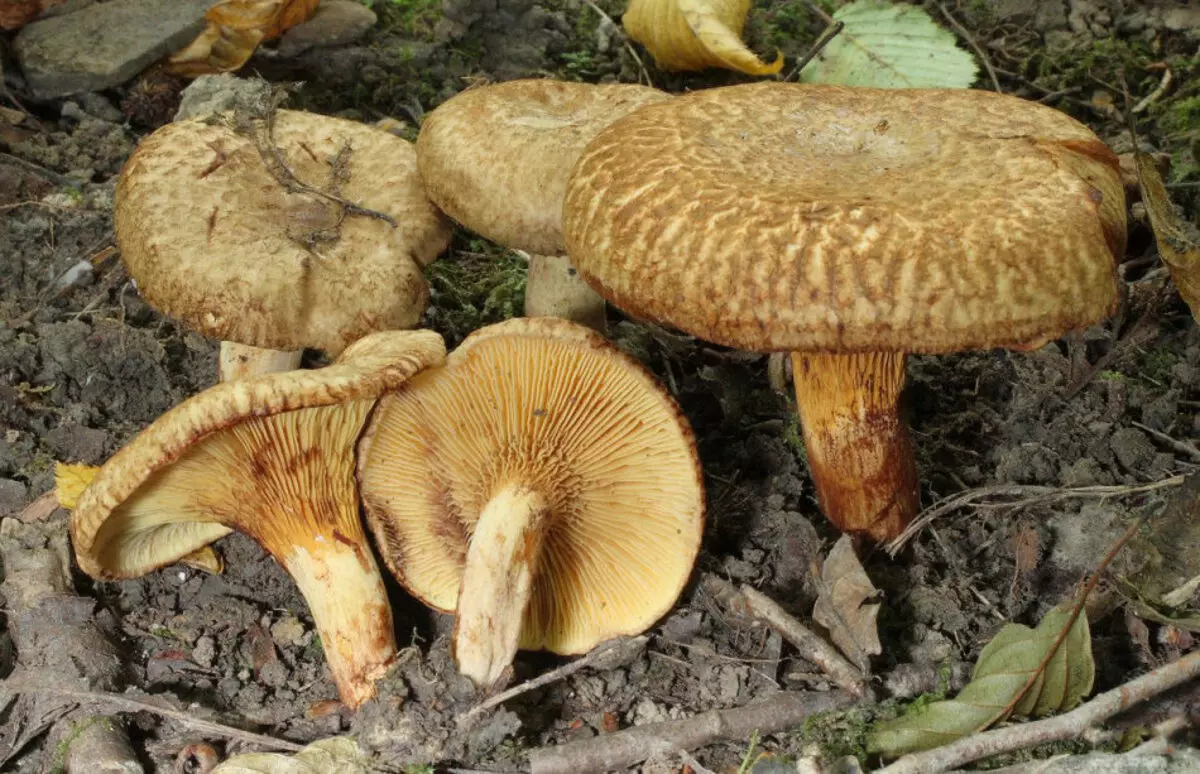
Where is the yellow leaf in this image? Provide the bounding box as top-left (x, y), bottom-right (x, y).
top-left (180, 546), bottom-right (225, 575)
top-left (1137, 152), bottom-right (1200, 323)
top-left (623, 0), bottom-right (782, 75)
top-left (54, 462), bottom-right (99, 510)
top-left (166, 0), bottom-right (320, 77)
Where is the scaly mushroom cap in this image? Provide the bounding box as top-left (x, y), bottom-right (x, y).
top-left (116, 110), bottom-right (453, 356)
top-left (358, 317), bottom-right (704, 656)
top-left (415, 79), bottom-right (670, 254)
top-left (69, 329), bottom-right (445, 707)
top-left (563, 82), bottom-right (1126, 354)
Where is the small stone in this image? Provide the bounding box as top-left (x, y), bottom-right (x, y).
top-left (270, 615), bottom-right (306, 648)
top-left (174, 73), bottom-right (274, 121)
top-left (628, 697), bottom-right (669, 726)
top-left (277, 0), bottom-right (377, 58)
top-left (192, 635), bottom-right (215, 668)
top-left (14, 0), bottom-right (214, 99)
top-left (0, 479), bottom-right (28, 518)
top-left (259, 658), bottom-right (288, 689)
top-left (1110, 427), bottom-right (1155, 471)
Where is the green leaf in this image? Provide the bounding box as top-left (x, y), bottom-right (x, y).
top-left (799, 0), bottom-right (979, 89)
top-left (211, 738), bottom-right (369, 774)
top-left (867, 600), bottom-right (1094, 758)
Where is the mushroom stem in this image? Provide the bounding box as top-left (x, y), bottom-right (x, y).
top-left (454, 483), bottom-right (549, 688)
top-left (280, 538), bottom-right (397, 708)
top-left (524, 253), bottom-right (607, 333)
top-left (219, 342), bottom-right (303, 382)
top-left (790, 351), bottom-right (919, 542)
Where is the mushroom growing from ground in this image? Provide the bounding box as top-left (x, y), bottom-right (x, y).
top-left (70, 329), bottom-right (446, 708)
top-left (115, 109), bottom-right (453, 381)
top-left (563, 82), bottom-right (1126, 542)
top-left (357, 317), bottom-right (704, 688)
top-left (414, 79), bottom-right (670, 332)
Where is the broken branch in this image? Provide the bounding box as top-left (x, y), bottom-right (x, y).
top-left (877, 649), bottom-right (1200, 774)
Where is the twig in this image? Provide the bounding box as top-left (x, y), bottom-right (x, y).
top-left (527, 690), bottom-right (854, 774)
top-left (0, 152), bottom-right (82, 190)
top-left (580, 0), bottom-right (653, 86)
top-left (0, 685), bottom-right (304, 753)
top-left (785, 21), bottom-right (844, 81)
top-left (877, 649), bottom-right (1200, 774)
top-left (1132, 67), bottom-right (1172, 114)
top-left (1131, 422), bottom-right (1200, 463)
top-left (738, 585), bottom-right (873, 701)
top-left (934, 2), bottom-right (1002, 92)
top-left (887, 476), bottom-right (1185, 556)
top-left (461, 636), bottom-right (647, 722)
top-left (802, 0), bottom-right (836, 25)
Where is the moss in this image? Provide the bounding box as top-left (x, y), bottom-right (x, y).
top-left (795, 706), bottom-right (874, 763)
top-left (423, 235), bottom-right (527, 346)
top-left (370, 0), bottom-right (443, 40)
top-left (403, 766), bottom-right (435, 774)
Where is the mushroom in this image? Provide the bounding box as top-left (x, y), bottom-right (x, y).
top-left (115, 109), bottom-right (453, 381)
top-left (414, 79), bottom-right (670, 332)
top-left (69, 329), bottom-right (446, 707)
top-left (563, 82), bottom-right (1126, 542)
top-left (357, 317), bottom-right (704, 688)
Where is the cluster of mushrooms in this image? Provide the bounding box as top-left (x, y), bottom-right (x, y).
top-left (69, 77), bottom-right (1126, 709)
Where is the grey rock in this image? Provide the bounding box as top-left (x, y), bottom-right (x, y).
top-left (1110, 427), bottom-right (1155, 471)
top-left (175, 73), bottom-right (274, 121)
top-left (14, 0), bottom-right (213, 99)
top-left (277, 0), bottom-right (377, 58)
top-left (0, 478), bottom-right (28, 519)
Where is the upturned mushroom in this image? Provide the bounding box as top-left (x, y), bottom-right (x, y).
top-left (115, 109), bottom-right (453, 381)
top-left (70, 329), bottom-right (446, 708)
top-left (357, 317), bottom-right (704, 688)
top-left (414, 79), bottom-right (670, 332)
top-left (563, 82), bottom-right (1126, 542)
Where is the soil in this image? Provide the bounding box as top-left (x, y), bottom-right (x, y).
top-left (2, 0), bottom-right (1200, 772)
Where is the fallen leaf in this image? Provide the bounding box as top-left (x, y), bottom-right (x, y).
top-left (1137, 151), bottom-right (1200, 323)
top-left (180, 545), bottom-right (225, 574)
top-left (54, 462), bottom-right (99, 509)
top-left (0, 0), bottom-right (67, 31)
top-left (211, 736), bottom-right (368, 773)
top-left (800, 0), bottom-right (978, 89)
top-left (811, 535), bottom-right (882, 673)
top-left (623, 0), bottom-right (782, 76)
top-left (167, 0), bottom-right (321, 77)
top-left (868, 599), bottom-right (1095, 758)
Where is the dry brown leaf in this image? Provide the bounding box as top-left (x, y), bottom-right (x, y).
top-left (812, 534), bottom-right (881, 673)
top-left (623, 0), bottom-right (782, 76)
top-left (1137, 151), bottom-right (1200, 322)
top-left (0, 0), bottom-right (67, 31)
top-left (167, 0), bottom-right (320, 77)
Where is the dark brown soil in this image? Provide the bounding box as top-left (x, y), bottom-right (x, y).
top-left (2, 0), bottom-right (1199, 771)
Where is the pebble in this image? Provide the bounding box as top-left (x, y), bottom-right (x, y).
top-left (192, 635), bottom-right (215, 668)
top-left (276, 0), bottom-right (378, 58)
top-left (14, 0), bottom-right (213, 99)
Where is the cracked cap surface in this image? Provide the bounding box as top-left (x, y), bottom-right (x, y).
top-left (116, 109), bottom-right (453, 355)
top-left (563, 82), bottom-right (1126, 354)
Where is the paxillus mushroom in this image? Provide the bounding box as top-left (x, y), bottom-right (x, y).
top-left (563, 82), bottom-right (1126, 542)
top-left (414, 79), bottom-right (670, 332)
top-left (357, 317), bottom-right (704, 688)
top-left (115, 109), bottom-right (453, 381)
top-left (69, 330), bottom-right (446, 708)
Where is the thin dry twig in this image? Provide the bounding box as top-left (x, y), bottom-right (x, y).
top-left (877, 649), bottom-right (1200, 774)
top-left (887, 476), bottom-right (1185, 556)
top-left (0, 685), bottom-right (304, 753)
top-left (579, 0), bottom-right (653, 86)
top-left (461, 636), bottom-right (647, 722)
top-left (784, 20), bottom-right (845, 81)
top-left (934, 1), bottom-right (1002, 92)
top-left (1131, 421), bottom-right (1200, 463)
top-left (1132, 66), bottom-right (1172, 114)
top-left (738, 584), bottom-right (874, 701)
top-left (527, 689), bottom-right (854, 774)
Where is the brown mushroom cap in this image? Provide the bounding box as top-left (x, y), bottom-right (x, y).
top-left (358, 316), bottom-right (704, 658)
top-left (563, 82), bottom-right (1126, 354)
top-left (116, 110), bottom-right (453, 356)
top-left (70, 329), bottom-right (446, 707)
top-left (415, 79), bottom-right (670, 255)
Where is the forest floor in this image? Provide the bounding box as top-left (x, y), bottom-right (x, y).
top-left (2, 0), bottom-right (1200, 771)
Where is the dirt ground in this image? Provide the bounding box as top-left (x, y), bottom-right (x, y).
top-left (2, 0), bottom-right (1200, 771)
